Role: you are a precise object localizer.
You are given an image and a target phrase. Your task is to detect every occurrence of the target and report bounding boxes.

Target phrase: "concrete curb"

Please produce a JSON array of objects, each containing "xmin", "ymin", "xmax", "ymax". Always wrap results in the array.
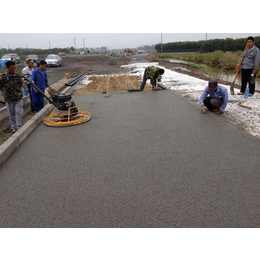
[{"xmin": 0, "ymin": 86, "xmax": 71, "ymax": 167}]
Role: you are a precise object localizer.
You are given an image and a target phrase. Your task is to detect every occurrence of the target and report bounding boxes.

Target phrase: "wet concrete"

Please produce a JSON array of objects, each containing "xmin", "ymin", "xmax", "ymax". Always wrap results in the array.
[{"xmin": 0, "ymin": 90, "xmax": 260, "ymax": 227}]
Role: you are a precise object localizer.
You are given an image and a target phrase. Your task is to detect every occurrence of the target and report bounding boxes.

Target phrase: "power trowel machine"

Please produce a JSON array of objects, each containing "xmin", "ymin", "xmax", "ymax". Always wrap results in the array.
[{"xmin": 1, "ymin": 74, "xmax": 91, "ymax": 127}]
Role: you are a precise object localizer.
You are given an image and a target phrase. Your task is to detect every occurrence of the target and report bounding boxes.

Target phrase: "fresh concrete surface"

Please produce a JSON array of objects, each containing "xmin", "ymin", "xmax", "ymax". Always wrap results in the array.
[
  {"xmin": 0, "ymin": 86, "xmax": 71, "ymax": 167},
  {"xmin": 0, "ymin": 90, "xmax": 260, "ymax": 228}
]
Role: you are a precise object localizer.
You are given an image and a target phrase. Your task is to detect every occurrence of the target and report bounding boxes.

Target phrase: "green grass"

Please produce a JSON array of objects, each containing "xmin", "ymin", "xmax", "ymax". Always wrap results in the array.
[{"xmin": 159, "ymin": 51, "xmax": 241, "ymax": 71}]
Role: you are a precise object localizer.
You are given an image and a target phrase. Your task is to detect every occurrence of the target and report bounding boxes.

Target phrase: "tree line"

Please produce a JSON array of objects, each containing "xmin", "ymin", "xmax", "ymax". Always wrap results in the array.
[
  {"xmin": 155, "ymin": 36, "xmax": 260, "ymax": 53},
  {"xmin": 0, "ymin": 47, "xmax": 77, "ymax": 57}
]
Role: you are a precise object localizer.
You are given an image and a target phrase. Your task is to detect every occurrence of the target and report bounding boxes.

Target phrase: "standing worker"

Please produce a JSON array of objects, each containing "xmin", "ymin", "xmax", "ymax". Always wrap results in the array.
[
  {"xmin": 22, "ymin": 59, "xmax": 35, "ymax": 113},
  {"xmin": 0, "ymin": 61, "xmax": 24, "ymax": 133},
  {"xmin": 237, "ymin": 36, "xmax": 260, "ymax": 96},
  {"xmin": 140, "ymin": 66, "xmax": 165, "ymax": 91},
  {"xmin": 31, "ymin": 60, "xmax": 50, "ymax": 112},
  {"xmin": 200, "ymin": 79, "xmax": 228, "ymax": 114}
]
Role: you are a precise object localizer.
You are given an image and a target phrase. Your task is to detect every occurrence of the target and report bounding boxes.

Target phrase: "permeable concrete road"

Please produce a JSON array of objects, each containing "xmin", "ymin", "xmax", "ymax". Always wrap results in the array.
[{"xmin": 1, "ymin": 90, "xmax": 260, "ymax": 228}]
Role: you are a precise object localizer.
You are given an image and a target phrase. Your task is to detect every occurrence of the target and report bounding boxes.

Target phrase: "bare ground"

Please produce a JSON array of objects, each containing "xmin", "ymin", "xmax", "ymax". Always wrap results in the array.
[{"xmin": 73, "ymin": 74, "xmax": 152, "ymax": 95}]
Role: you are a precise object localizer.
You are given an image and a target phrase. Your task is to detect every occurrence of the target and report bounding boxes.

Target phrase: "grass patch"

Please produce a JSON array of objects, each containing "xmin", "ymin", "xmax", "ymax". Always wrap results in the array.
[{"xmin": 159, "ymin": 51, "xmax": 241, "ymax": 71}]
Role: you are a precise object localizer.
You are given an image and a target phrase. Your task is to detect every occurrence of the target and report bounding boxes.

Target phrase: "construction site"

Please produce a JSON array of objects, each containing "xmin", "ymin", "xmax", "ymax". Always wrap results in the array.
[{"xmin": 0, "ymin": 52, "xmax": 260, "ymax": 229}]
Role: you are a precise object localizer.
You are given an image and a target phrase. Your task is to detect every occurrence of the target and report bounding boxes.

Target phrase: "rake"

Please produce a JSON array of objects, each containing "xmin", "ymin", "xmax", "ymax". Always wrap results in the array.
[{"xmin": 230, "ymin": 44, "xmax": 248, "ymax": 95}]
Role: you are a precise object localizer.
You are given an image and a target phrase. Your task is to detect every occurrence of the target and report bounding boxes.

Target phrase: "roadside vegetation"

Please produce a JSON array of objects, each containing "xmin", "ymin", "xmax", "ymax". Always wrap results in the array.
[
  {"xmin": 159, "ymin": 51, "xmax": 241, "ymax": 71},
  {"xmin": 156, "ymin": 36, "xmax": 260, "ymax": 72},
  {"xmin": 155, "ymin": 36, "xmax": 260, "ymax": 53}
]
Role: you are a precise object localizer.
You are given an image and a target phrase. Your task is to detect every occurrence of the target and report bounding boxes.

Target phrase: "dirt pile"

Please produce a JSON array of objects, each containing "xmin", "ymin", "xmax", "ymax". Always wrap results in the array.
[{"xmin": 73, "ymin": 74, "xmax": 152, "ymax": 95}]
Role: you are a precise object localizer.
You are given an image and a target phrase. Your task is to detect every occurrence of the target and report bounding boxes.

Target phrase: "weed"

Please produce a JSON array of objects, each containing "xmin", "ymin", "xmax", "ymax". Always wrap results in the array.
[{"xmin": 160, "ymin": 51, "xmax": 240, "ymax": 71}]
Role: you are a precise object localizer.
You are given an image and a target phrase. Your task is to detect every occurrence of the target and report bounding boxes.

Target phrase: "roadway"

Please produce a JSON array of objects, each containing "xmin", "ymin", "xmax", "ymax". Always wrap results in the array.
[{"xmin": 0, "ymin": 90, "xmax": 260, "ymax": 227}]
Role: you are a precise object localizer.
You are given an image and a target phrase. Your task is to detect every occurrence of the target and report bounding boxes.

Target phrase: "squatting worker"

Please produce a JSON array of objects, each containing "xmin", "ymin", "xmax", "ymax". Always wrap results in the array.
[
  {"xmin": 140, "ymin": 66, "xmax": 165, "ymax": 91},
  {"xmin": 31, "ymin": 60, "xmax": 50, "ymax": 112},
  {"xmin": 200, "ymin": 79, "xmax": 228, "ymax": 114},
  {"xmin": 22, "ymin": 59, "xmax": 35, "ymax": 112},
  {"xmin": 237, "ymin": 36, "xmax": 260, "ymax": 96},
  {"xmin": 0, "ymin": 61, "xmax": 23, "ymax": 133}
]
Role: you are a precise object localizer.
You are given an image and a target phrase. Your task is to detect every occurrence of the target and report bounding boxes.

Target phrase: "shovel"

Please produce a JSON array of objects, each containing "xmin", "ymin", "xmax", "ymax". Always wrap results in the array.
[{"xmin": 230, "ymin": 44, "xmax": 248, "ymax": 95}]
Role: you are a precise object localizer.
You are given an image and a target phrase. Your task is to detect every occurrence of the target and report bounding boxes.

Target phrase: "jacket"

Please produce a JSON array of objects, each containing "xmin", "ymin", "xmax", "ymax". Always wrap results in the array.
[{"xmin": 0, "ymin": 73, "xmax": 23, "ymax": 103}]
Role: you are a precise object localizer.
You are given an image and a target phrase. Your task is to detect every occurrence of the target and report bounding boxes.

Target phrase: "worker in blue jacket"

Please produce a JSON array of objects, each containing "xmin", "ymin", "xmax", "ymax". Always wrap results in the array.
[
  {"xmin": 199, "ymin": 79, "xmax": 228, "ymax": 114},
  {"xmin": 31, "ymin": 60, "xmax": 50, "ymax": 112}
]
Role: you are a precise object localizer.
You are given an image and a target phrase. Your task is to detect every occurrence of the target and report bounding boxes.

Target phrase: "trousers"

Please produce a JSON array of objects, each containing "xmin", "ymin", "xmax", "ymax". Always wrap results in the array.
[
  {"xmin": 140, "ymin": 68, "xmax": 148, "ymax": 91},
  {"xmin": 27, "ymin": 84, "xmax": 35, "ymax": 112},
  {"xmin": 31, "ymin": 92, "xmax": 44, "ymax": 112},
  {"xmin": 6, "ymin": 99, "xmax": 23, "ymax": 130},
  {"xmin": 241, "ymin": 69, "xmax": 256, "ymax": 95},
  {"xmin": 204, "ymin": 96, "xmax": 223, "ymax": 112}
]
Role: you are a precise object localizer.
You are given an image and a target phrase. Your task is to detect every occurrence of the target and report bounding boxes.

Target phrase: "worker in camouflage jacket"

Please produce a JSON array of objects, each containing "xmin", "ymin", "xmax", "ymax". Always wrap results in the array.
[
  {"xmin": 0, "ymin": 61, "xmax": 24, "ymax": 133},
  {"xmin": 140, "ymin": 66, "xmax": 165, "ymax": 91}
]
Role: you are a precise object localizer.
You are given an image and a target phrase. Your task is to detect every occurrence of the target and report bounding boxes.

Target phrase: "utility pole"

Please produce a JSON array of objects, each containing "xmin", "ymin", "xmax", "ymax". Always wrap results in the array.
[
  {"xmin": 49, "ymin": 41, "xmax": 51, "ymax": 49},
  {"xmin": 82, "ymin": 38, "xmax": 85, "ymax": 50},
  {"xmin": 206, "ymin": 33, "xmax": 207, "ymax": 41},
  {"xmin": 161, "ymin": 33, "xmax": 163, "ymax": 53},
  {"xmin": 74, "ymin": 38, "xmax": 77, "ymax": 55}
]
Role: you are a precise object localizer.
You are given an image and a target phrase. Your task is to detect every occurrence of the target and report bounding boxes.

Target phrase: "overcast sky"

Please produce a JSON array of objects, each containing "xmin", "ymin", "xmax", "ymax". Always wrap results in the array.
[
  {"xmin": 1, "ymin": 33, "xmax": 259, "ymax": 50},
  {"xmin": 2, "ymin": 0, "xmax": 259, "ymax": 50}
]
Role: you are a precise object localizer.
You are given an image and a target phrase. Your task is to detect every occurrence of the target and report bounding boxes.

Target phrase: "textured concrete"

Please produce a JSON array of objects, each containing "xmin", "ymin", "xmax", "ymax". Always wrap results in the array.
[
  {"xmin": 0, "ymin": 137, "xmax": 20, "ymax": 166},
  {"xmin": 0, "ymin": 90, "xmax": 260, "ymax": 228},
  {"xmin": 0, "ymin": 86, "xmax": 70, "ymax": 167}
]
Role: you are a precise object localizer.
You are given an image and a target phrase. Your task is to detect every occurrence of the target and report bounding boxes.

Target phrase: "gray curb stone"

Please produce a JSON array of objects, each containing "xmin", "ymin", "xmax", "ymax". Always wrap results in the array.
[{"xmin": 0, "ymin": 87, "xmax": 70, "ymax": 167}]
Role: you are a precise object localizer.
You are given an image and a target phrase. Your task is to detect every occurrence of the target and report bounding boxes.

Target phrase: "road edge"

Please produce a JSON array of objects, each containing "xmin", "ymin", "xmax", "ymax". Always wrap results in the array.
[{"xmin": 0, "ymin": 87, "xmax": 71, "ymax": 167}]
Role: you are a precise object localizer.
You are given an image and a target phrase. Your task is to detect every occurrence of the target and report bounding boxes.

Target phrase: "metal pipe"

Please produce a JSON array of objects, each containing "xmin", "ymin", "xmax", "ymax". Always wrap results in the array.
[{"xmin": 65, "ymin": 73, "xmax": 85, "ymax": 86}]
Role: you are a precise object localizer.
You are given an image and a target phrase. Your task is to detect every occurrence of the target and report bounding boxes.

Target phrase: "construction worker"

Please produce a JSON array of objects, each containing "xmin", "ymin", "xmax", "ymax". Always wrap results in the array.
[
  {"xmin": 200, "ymin": 79, "xmax": 228, "ymax": 114},
  {"xmin": 0, "ymin": 61, "xmax": 24, "ymax": 133},
  {"xmin": 22, "ymin": 59, "xmax": 35, "ymax": 113},
  {"xmin": 237, "ymin": 36, "xmax": 260, "ymax": 96},
  {"xmin": 140, "ymin": 66, "xmax": 165, "ymax": 91},
  {"xmin": 31, "ymin": 60, "xmax": 50, "ymax": 112}
]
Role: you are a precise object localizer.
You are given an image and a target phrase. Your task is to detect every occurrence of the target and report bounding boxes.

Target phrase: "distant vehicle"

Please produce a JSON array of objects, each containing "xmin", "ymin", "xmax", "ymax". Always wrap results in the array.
[
  {"xmin": 45, "ymin": 54, "xmax": 62, "ymax": 67},
  {"xmin": 124, "ymin": 48, "xmax": 133, "ymax": 56},
  {"xmin": 26, "ymin": 54, "xmax": 39, "ymax": 62},
  {"xmin": 0, "ymin": 53, "xmax": 20, "ymax": 64}
]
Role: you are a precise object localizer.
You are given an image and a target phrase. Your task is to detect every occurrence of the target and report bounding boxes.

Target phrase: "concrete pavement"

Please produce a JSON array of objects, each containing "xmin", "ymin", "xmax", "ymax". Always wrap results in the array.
[{"xmin": 0, "ymin": 90, "xmax": 260, "ymax": 227}]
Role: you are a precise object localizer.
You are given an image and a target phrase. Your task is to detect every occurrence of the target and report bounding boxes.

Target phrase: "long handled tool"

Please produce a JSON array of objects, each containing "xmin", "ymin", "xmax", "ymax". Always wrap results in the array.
[
  {"xmin": 237, "ymin": 102, "xmax": 252, "ymax": 109},
  {"xmin": 230, "ymin": 44, "xmax": 248, "ymax": 95}
]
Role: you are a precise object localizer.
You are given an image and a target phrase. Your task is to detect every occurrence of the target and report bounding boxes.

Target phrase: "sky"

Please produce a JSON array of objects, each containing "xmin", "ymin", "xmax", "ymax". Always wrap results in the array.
[
  {"xmin": 1, "ymin": 33, "xmax": 259, "ymax": 50},
  {"xmin": 1, "ymin": 0, "xmax": 259, "ymax": 50}
]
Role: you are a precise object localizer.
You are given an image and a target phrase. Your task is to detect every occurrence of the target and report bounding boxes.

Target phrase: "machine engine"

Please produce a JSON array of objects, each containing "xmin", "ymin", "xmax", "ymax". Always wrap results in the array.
[{"xmin": 51, "ymin": 93, "xmax": 78, "ymax": 113}]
